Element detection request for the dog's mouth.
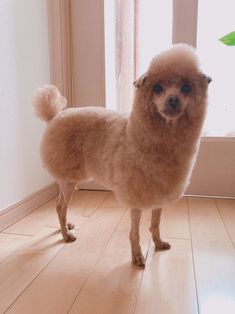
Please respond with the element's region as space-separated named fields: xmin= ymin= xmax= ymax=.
xmin=160 ymin=109 xmax=183 ymax=120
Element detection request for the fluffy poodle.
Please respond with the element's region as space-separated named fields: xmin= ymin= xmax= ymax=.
xmin=34 ymin=44 xmax=211 ymax=267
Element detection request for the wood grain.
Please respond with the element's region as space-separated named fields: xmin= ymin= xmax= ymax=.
xmin=161 ymin=198 xmax=190 ymax=240
xmin=0 ymin=233 xmax=30 ymax=263
xmin=1 ymin=192 xmax=234 ymax=314
xmin=214 ymin=198 xmax=235 ymax=247
xmin=0 ymin=228 xmax=65 ymax=313
xmin=188 ymin=197 xmax=235 ymax=314
xmin=6 ymin=206 xmax=125 ymax=314
xmin=69 ymin=209 xmax=151 ymax=314
xmin=134 ymin=238 xmax=197 ymax=314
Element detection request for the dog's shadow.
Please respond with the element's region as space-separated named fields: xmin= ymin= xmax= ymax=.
xmin=7 ymin=231 xmax=174 ymax=312
xmin=79 ymin=257 xmax=170 ymax=313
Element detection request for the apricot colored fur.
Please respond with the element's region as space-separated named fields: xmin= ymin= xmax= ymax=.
xmin=34 ymin=44 xmax=210 ymax=266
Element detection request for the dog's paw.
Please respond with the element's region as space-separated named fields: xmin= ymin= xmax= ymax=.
xmin=155 ymin=241 xmax=171 ymax=250
xmin=67 ymin=222 xmax=75 ymax=230
xmin=132 ymin=253 xmax=146 ymax=268
xmin=64 ymin=232 xmax=77 ymax=242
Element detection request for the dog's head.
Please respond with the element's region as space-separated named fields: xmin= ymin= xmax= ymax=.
xmin=134 ymin=44 xmax=211 ymax=122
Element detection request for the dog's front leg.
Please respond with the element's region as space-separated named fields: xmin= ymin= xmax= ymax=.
xmin=150 ymin=208 xmax=171 ymax=250
xmin=56 ymin=181 xmax=77 ymax=242
xmin=129 ymin=208 xmax=145 ymax=267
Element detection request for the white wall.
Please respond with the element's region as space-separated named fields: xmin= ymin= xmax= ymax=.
xmin=0 ymin=0 xmax=53 ymax=210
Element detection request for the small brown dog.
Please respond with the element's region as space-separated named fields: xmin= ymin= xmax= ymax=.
xmin=34 ymin=44 xmax=211 ymax=267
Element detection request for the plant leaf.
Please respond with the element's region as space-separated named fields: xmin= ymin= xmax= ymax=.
xmin=219 ymin=31 xmax=235 ymax=46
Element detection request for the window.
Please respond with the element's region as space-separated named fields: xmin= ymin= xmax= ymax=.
xmin=197 ymin=0 xmax=235 ymax=136
xmin=105 ymin=0 xmax=235 ymax=137
xmin=137 ymin=0 xmax=172 ymax=77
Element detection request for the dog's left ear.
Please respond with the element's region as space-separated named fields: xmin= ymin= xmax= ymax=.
xmin=201 ymin=73 xmax=212 ymax=84
xmin=133 ymin=73 xmax=148 ymax=88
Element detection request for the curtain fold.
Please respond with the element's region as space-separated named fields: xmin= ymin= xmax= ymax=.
xmin=116 ymin=0 xmax=138 ymax=112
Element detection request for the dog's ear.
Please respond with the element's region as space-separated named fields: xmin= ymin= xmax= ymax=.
xmin=133 ymin=73 xmax=148 ymax=88
xmin=201 ymin=73 xmax=212 ymax=84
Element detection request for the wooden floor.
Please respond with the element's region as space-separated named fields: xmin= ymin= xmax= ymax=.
xmin=0 ymin=190 xmax=235 ymax=314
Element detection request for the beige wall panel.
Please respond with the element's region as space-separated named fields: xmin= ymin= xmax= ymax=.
xmin=187 ymin=138 xmax=235 ymax=197
xmin=71 ymin=0 xmax=105 ymax=107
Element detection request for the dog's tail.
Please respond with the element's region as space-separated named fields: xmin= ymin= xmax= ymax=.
xmin=33 ymin=85 xmax=67 ymax=122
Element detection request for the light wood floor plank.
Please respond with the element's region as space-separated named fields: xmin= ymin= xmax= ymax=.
xmin=214 ymin=198 xmax=235 ymax=247
xmin=2 ymin=192 xmax=234 ymax=314
xmin=3 ymin=198 xmax=57 ymax=236
xmin=68 ymin=209 xmax=151 ymax=314
xmin=4 ymin=190 xmax=109 ymax=236
xmin=188 ymin=198 xmax=235 ymax=314
xmin=0 ymin=233 xmax=31 ymax=263
xmin=99 ymin=192 xmax=123 ymax=207
xmin=6 ymin=206 xmax=125 ymax=314
xmin=134 ymin=238 xmax=198 ymax=314
xmin=0 ymin=228 xmax=65 ymax=313
xmin=161 ymin=198 xmax=190 ymax=240
xmin=47 ymin=190 xmax=110 ymax=229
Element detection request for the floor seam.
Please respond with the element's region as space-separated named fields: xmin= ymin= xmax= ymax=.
xmin=4 ymin=193 xmax=112 ymax=313
xmin=4 ymin=240 xmax=67 ymax=313
xmin=0 ymin=232 xmax=32 ymax=237
xmin=67 ymin=207 xmax=127 ymax=313
xmin=187 ymin=198 xmax=200 ymax=314
xmin=132 ymin=236 xmax=151 ymax=314
xmin=213 ymin=199 xmax=235 ymax=250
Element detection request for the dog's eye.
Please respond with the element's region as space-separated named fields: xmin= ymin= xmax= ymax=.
xmin=181 ymin=84 xmax=191 ymax=94
xmin=153 ymin=84 xmax=163 ymax=94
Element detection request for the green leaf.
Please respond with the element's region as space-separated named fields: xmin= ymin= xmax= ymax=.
xmin=219 ymin=31 xmax=235 ymax=46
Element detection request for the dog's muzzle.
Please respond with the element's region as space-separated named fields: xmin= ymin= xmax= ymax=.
xmin=167 ymin=95 xmax=180 ymax=109
xmin=162 ymin=95 xmax=182 ymax=118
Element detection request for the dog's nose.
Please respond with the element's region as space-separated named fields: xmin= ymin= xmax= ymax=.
xmin=167 ymin=96 xmax=180 ymax=109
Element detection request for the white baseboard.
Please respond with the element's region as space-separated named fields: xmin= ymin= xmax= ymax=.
xmin=0 ymin=182 xmax=59 ymax=231
xmin=78 ymin=180 xmax=107 ymax=190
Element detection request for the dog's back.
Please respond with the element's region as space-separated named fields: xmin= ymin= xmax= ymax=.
xmin=33 ymin=87 xmax=128 ymax=184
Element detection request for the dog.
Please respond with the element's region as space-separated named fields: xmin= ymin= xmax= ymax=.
xmin=34 ymin=44 xmax=211 ymax=267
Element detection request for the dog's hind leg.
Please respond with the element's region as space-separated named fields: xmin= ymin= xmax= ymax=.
xmin=150 ymin=208 xmax=171 ymax=250
xmin=56 ymin=181 xmax=77 ymax=242
xmin=129 ymin=208 xmax=145 ymax=267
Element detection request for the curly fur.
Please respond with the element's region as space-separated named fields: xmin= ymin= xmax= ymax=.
xmin=33 ymin=85 xmax=67 ymax=122
xmin=34 ymin=44 xmax=210 ymax=266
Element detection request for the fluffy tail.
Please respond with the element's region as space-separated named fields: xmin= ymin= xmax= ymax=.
xmin=33 ymin=85 xmax=67 ymax=122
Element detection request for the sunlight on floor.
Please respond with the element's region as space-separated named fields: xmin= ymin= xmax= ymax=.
xmin=202 ymin=293 xmax=235 ymax=314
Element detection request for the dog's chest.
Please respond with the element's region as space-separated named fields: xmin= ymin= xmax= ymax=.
xmin=121 ymin=150 xmax=193 ymax=207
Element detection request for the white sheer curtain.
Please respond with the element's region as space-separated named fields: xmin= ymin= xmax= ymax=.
xmin=115 ymin=0 xmax=172 ymax=112
xmin=116 ymin=0 xmax=138 ymax=112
